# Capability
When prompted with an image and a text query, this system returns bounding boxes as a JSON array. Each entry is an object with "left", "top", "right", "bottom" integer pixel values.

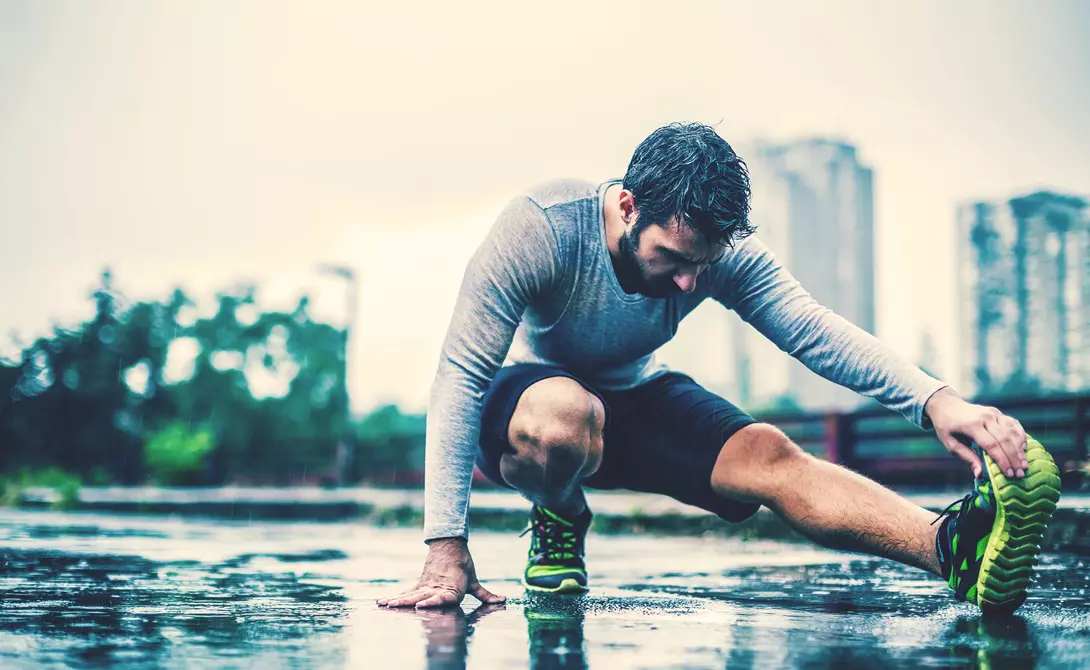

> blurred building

[
  {"left": 956, "top": 191, "right": 1089, "bottom": 397},
  {"left": 726, "top": 138, "right": 876, "bottom": 412}
]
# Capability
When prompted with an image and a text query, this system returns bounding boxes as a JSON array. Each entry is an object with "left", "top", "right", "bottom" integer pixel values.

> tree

[{"left": 0, "top": 272, "right": 351, "bottom": 486}]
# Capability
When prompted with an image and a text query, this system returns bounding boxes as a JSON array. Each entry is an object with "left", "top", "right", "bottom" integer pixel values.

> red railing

[{"left": 753, "top": 393, "right": 1090, "bottom": 488}]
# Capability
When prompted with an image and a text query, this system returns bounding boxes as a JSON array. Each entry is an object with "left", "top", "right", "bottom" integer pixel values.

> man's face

[{"left": 616, "top": 216, "right": 728, "bottom": 298}]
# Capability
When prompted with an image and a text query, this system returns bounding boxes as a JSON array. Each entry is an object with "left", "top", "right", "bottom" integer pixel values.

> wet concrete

[{"left": 1, "top": 509, "right": 1088, "bottom": 669}]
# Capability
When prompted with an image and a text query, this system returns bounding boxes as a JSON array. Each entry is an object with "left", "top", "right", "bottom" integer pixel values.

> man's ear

[{"left": 618, "top": 189, "right": 637, "bottom": 225}]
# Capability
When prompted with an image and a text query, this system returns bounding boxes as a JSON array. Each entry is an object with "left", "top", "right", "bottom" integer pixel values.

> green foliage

[
  {"left": 0, "top": 467, "right": 81, "bottom": 509},
  {"left": 144, "top": 421, "right": 216, "bottom": 486},
  {"left": 353, "top": 405, "right": 426, "bottom": 483},
  {"left": 88, "top": 467, "right": 113, "bottom": 486},
  {"left": 0, "top": 269, "right": 435, "bottom": 486},
  {"left": 357, "top": 404, "right": 425, "bottom": 441},
  {"left": 0, "top": 270, "right": 358, "bottom": 486}
]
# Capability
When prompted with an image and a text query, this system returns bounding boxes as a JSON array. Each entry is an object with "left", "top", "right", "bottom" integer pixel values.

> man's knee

[
  {"left": 501, "top": 377, "right": 605, "bottom": 489},
  {"left": 710, "top": 423, "right": 809, "bottom": 502}
]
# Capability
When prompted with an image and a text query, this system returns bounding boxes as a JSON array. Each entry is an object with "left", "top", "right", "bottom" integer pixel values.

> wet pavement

[{"left": 1, "top": 509, "right": 1088, "bottom": 669}]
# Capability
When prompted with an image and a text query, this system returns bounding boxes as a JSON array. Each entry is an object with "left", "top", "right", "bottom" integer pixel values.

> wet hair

[{"left": 622, "top": 122, "right": 755, "bottom": 247}]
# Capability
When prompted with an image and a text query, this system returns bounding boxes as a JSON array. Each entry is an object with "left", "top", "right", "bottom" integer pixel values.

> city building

[
  {"left": 956, "top": 191, "right": 1089, "bottom": 397},
  {"left": 725, "top": 138, "right": 877, "bottom": 413}
]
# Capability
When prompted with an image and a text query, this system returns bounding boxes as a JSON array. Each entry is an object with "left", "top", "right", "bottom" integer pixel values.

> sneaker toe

[{"left": 524, "top": 567, "right": 587, "bottom": 591}]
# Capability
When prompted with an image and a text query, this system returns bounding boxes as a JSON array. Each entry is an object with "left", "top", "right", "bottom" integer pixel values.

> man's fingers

[
  {"left": 1003, "top": 416, "right": 1030, "bottom": 469},
  {"left": 377, "top": 589, "right": 419, "bottom": 607},
  {"left": 985, "top": 418, "right": 1024, "bottom": 478},
  {"left": 415, "top": 590, "right": 462, "bottom": 609},
  {"left": 966, "top": 422, "right": 1015, "bottom": 478},
  {"left": 942, "top": 433, "right": 983, "bottom": 478},
  {"left": 379, "top": 590, "right": 424, "bottom": 608},
  {"left": 469, "top": 581, "right": 506, "bottom": 605},
  {"left": 382, "top": 589, "right": 438, "bottom": 608}
]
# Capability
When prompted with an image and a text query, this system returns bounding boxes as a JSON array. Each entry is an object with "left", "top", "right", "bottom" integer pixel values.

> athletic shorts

[{"left": 476, "top": 362, "right": 762, "bottom": 523}]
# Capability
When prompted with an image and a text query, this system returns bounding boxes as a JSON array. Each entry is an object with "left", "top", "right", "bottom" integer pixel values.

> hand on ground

[{"left": 377, "top": 537, "right": 506, "bottom": 609}]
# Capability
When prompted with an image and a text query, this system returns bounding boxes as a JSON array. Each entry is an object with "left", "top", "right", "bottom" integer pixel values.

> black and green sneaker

[
  {"left": 934, "top": 435, "right": 1061, "bottom": 615},
  {"left": 521, "top": 505, "right": 591, "bottom": 594}
]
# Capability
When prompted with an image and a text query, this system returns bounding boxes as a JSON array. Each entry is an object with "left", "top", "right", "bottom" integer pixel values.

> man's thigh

[{"left": 589, "top": 372, "right": 762, "bottom": 523}]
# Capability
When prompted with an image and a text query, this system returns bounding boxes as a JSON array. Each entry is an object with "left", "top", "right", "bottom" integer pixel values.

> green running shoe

[
  {"left": 934, "top": 435, "right": 1061, "bottom": 615},
  {"left": 521, "top": 505, "right": 591, "bottom": 594}
]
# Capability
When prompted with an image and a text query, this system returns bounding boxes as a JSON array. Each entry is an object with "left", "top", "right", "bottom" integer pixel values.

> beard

[{"left": 616, "top": 227, "right": 678, "bottom": 298}]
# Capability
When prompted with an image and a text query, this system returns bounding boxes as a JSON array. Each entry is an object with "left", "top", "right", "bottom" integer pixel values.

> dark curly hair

[{"left": 622, "top": 122, "right": 755, "bottom": 247}]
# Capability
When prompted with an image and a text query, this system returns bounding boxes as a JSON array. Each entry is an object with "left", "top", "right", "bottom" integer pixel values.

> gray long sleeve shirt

[{"left": 423, "top": 178, "right": 948, "bottom": 540}]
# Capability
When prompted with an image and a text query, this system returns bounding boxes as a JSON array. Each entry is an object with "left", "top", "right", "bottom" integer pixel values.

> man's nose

[{"left": 674, "top": 270, "right": 698, "bottom": 293}]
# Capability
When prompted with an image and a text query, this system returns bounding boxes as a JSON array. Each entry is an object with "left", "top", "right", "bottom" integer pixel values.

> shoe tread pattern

[{"left": 976, "top": 438, "right": 1061, "bottom": 615}]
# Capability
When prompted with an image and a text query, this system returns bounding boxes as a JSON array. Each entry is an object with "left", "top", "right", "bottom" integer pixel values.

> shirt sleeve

[
  {"left": 713, "top": 234, "right": 949, "bottom": 429},
  {"left": 423, "top": 195, "right": 560, "bottom": 541}
]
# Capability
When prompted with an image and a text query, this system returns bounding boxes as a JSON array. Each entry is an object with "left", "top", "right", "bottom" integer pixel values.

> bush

[
  {"left": 88, "top": 467, "right": 113, "bottom": 486},
  {"left": 0, "top": 467, "right": 82, "bottom": 509},
  {"left": 144, "top": 421, "right": 216, "bottom": 486}
]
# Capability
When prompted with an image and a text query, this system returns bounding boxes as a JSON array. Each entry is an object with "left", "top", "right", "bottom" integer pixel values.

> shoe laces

[
  {"left": 932, "top": 474, "right": 993, "bottom": 528},
  {"left": 521, "top": 508, "right": 580, "bottom": 560},
  {"left": 931, "top": 492, "right": 974, "bottom": 527}
]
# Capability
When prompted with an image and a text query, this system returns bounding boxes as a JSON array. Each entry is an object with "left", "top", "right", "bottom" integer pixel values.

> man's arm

[
  {"left": 714, "top": 235, "right": 1029, "bottom": 479},
  {"left": 715, "top": 235, "right": 946, "bottom": 428},
  {"left": 423, "top": 195, "right": 560, "bottom": 541},
  {"left": 379, "top": 195, "right": 560, "bottom": 609}
]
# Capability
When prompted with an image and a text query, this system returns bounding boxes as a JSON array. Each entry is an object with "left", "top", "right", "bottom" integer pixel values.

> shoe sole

[
  {"left": 975, "top": 436, "right": 1061, "bottom": 615},
  {"left": 521, "top": 577, "right": 588, "bottom": 594}
]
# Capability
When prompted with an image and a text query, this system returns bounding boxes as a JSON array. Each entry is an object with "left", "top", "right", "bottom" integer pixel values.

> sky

[{"left": 1, "top": 0, "right": 1089, "bottom": 413}]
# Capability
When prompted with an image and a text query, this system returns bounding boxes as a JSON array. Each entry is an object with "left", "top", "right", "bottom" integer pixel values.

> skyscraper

[
  {"left": 727, "top": 138, "right": 876, "bottom": 412},
  {"left": 956, "top": 192, "right": 1089, "bottom": 397}
]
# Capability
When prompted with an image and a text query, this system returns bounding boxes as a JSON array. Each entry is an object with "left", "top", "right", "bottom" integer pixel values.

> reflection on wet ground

[{"left": 0, "top": 509, "right": 1088, "bottom": 668}]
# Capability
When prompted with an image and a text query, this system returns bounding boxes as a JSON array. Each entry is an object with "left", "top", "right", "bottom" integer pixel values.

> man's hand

[
  {"left": 925, "top": 387, "right": 1030, "bottom": 480},
  {"left": 377, "top": 537, "right": 506, "bottom": 609}
]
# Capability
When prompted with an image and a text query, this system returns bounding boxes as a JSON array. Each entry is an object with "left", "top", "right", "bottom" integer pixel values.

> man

[{"left": 378, "top": 123, "right": 1061, "bottom": 615}]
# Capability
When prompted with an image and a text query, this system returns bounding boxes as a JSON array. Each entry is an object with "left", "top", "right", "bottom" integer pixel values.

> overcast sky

[{"left": 2, "top": 0, "right": 1088, "bottom": 412}]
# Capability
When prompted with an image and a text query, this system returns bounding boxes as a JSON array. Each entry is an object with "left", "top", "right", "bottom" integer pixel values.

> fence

[{"left": 753, "top": 393, "right": 1090, "bottom": 489}]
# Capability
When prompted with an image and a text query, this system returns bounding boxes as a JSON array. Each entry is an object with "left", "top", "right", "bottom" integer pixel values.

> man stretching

[{"left": 378, "top": 123, "right": 1061, "bottom": 615}]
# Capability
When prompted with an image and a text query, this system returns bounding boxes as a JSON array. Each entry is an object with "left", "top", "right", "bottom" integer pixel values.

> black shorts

[{"left": 476, "top": 363, "right": 762, "bottom": 523}]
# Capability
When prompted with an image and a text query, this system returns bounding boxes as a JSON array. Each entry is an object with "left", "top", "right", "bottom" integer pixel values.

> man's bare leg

[
  {"left": 497, "top": 376, "right": 605, "bottom": 515},
  {"left": 711, "top": 424, "right": 942, "bottom": 575},
  {"left": 494, "top": 376, "right": 604, "bottom": 593}
]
